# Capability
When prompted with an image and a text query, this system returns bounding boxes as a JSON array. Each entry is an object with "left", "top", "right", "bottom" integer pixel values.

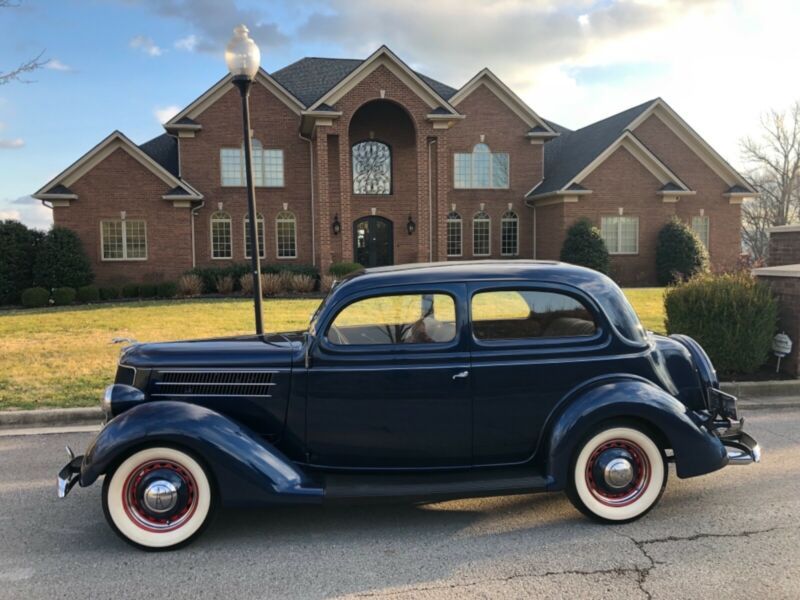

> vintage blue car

[{"left": 58, "top": 261, "right": 760, "bottom": 550}]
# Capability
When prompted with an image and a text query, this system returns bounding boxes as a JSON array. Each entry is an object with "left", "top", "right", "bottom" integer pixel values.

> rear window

[{"left": 472, "top": 290, "right": 596, "bottom": 341}]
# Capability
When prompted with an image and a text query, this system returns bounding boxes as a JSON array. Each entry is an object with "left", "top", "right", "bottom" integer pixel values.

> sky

[{"left": 1, "top": 0, "right": 799, "bottom": 229}]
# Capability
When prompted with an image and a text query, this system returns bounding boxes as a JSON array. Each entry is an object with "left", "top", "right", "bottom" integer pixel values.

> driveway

[{"left": 1, "top": 409, "right": 798, "bottom": 599}]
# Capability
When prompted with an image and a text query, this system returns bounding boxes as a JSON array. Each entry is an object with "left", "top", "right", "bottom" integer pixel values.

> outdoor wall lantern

[
  {"left": 332, "top": 214, "right": 342, "bottom": 235},
  {"left": 226, "top": 24, "right": 264, "bottom": 335},
  {"left": 407, "top": 215, "right": 416, "bottom": 235}
]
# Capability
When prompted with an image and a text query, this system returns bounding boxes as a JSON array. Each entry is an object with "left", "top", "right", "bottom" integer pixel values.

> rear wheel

[
  {"left": 566, "top": 424, "right": 667, "bottom": 523},
  {"left": 102, "top": 446, "right": 215, "bottom": 550}
]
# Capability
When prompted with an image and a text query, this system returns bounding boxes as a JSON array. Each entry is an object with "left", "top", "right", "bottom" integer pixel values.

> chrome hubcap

[
  {"left": 142, "top": 480, "right": 178, "bottom": 514},
  {"left": 603, "top": 457, "right": 634, "bottom": 489}
]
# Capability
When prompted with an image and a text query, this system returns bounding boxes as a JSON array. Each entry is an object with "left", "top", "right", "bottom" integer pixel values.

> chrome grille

[{"left": 152, "top": 370, "right": 276, "bottom": 398}]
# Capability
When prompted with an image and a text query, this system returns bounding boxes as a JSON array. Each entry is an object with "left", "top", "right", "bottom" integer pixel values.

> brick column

[
  {"left": 436, "top": 136, "right": 449, "bottom": 261},
  {"left": 339, "top": 133, "right": 353, "bottom": 262},
  {"left": 315, "top": 132, "right": 332, "bottom": 273},
  {"left": 416, "top": 134, "right": 430, "bottom": 261}
]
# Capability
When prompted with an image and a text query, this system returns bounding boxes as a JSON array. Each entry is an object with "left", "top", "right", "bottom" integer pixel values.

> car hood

[{"left": 118, "top": 332, "right": 305, "bottom": 370}]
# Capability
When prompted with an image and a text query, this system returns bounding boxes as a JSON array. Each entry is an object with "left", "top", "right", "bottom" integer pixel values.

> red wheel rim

[
  {"left": 584, "top": 438, "right": 651, "bottom": 507},
  {"left": 122, "top": 459, "right": 198, "bottom": 533}
]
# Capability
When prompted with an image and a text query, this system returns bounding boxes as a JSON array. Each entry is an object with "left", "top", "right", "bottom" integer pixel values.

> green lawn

[{"left": 0, "top": 288, "right": 665, "bottom": 410}]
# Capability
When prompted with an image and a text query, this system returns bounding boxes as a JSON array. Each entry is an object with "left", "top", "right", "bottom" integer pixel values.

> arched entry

[{"left": 353, "top": 216, "right": 393, "bottom": 267}]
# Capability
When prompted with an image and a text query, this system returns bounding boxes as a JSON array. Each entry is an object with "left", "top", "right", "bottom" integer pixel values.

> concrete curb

[
  {"left": 0, "top": 407, "right": 103, "bottom": 429},
  {"left": 720, "top": 379, "right": 800, "bottom": 399}
]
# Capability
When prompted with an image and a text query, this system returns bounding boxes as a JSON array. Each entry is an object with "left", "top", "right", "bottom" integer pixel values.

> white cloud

[
  {"left": 0, "top": 197, "right": 52, "bottom": 230},
  {"left": 174, "top": 34, "right": 198, "bottom": 52},
  {"left": 154, "top": 105, "right": 181, "bottom": 124},
  {"left": 0, "top": 138, "right": 24, "bottom": 149},
  {"left": 0, "top": 209, "right": 21, "bottom": 220},
  {"left": 130, "top": 35, "right": 163, "bottom": 57},
  {"left": 45, "top": 58, "right": 73, "bottom": 71}
]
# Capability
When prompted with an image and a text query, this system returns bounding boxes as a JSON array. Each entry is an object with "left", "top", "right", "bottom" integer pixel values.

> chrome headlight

[
  {"left": 101, "top": 384, "right": 146, "bottom": 419},
  {"left": 102, "top": 385, "right": 114, "bottom": 420}
]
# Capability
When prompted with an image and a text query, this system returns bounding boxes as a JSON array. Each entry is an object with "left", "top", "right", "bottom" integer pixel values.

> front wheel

[
  {"left": 102, "top": 446, "right": 215, "bottom": 550},
  {"left": 566, "top": 424, "right": 667, "bottom": 523}
]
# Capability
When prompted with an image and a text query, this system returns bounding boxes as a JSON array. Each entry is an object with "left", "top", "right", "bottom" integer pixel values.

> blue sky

[{"left": 2, "top": 0, "right": 799, "bottom": 229}]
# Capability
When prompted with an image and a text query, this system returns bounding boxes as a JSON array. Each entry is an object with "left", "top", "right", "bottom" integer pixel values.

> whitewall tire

[
  {"left": 102, "top": 446, "right": 215, "bottom": 550},
  {"left": 566, "top": 424, "right": 667, "bottom": 523}
]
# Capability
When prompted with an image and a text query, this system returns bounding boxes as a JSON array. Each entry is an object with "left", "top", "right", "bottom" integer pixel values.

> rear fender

[
  {"left": 80, "top": 401, "right": 322, "bottom": 506},
  {"left": 545, "top": 379, "right": 727, "bottom": 490}
]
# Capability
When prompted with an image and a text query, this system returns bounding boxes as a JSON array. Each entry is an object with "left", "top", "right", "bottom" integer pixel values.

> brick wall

[
  {"left": 533, "top": 202, "right": 565, "bottom": 260},
  {"left": 768, "top": 227, "right": 800, "bottom": 266},
  {"left": 56, "top": 148, "right": 192, "bottom": 284},
  {"left": 756, "top": 275, "right": 800, "bottom": 377}
]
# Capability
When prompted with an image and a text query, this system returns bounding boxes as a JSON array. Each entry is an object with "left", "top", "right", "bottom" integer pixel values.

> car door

[
  {"left": 468, "top": 282, "right": 611, "bottom": 465},
  {"left": 306, "top": 283, "right": 471, "bottom": 469}
]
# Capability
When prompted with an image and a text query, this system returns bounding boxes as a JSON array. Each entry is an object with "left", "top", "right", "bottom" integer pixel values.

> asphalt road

[{"left": 1, "top": 410, "right": 799, "bottom": 600}]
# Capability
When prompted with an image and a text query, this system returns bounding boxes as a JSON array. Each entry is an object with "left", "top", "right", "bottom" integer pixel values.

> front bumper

[
  {"left": 707, "top": 388, "right": 761, "bottom": 465},
  {"left": 57, "top": 447, "right": 84, "bottom": 498}
]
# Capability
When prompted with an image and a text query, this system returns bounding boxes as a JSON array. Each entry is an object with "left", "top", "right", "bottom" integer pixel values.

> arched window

[
  {"left": 220, "top": 139, "right": 284, "bottom": 187},
  {"left": 454, "top": 143, "right": 509, "bottom": 189},
  {"left": 276, "top": 211, "right": 297, "bottom": 259},
  {"left": 501, "top": 210, "right": 519, "bottom": 256},
  {"left": 446, "top": 211, "right": 462, "bottom": 257},
  {"left": 243, "top": 213, "right": 266, "bottom": 259},
  {"left": 210, "top": 211, "right": 232, "bottom": 259},
  {"left": 352, "top": 140, "right": 391, "bottom": 195},
  {"left": 473, "top": 210, "right": 491, "bottom": 257}
]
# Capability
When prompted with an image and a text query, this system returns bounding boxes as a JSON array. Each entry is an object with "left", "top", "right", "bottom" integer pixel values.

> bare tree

[
  {"left": 740, "top": 101, "right": 800, "bottom": 261},
  {"left": 0, "top": 1, "right": 47, "bottom": 86}
]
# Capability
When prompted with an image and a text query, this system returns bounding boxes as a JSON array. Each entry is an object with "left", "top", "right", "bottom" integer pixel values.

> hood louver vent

[{"left": 152, "top": 370, "right": 277, "bottom": 398}]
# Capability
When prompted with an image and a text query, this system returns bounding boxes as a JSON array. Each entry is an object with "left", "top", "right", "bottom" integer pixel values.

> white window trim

[
  {"left": 692, "top": 215, "right": 710, "bottom": 249},
  {"left": 243, "top": 214, "right": 266, "bottom": 259},
  {"left": 99, "top": 219, "right": 148, "bottom": 261},
  {"left": 500, "top": 211, "right": 519, "bottom": 257},
  {"left": 210, "top": 212, "right": 233, "bottom": 260},
  {"left": 453, "top": 146, "right": 510, "bottom": 190},
  {"left": 446, "top": 213, "right": 463, "bottom": 258},
  {"left": 472, "top": 212, "right": 491, "bottom": 257},
  {"left": 219, "top": 144, "right": 285, "bottom": 188},
  {"left": 275, "top": 212, "right": 297, "bottom": 259},
  {"left": 602, "top": 215, "right": 639, "bottom": 255}
]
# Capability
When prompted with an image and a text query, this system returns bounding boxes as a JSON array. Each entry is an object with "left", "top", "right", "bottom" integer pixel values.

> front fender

[
  {"left": 80, "top": 401, "right": 322, "bottom": 506},
  {"left": 545, "top": 379, "right": 727, "bottom": 490}
]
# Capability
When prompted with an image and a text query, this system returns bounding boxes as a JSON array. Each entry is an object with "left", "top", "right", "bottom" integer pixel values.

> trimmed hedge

[
  {"left": 138, "top": 283, "right": 157, "bottom": 298},
  {"left": 156, "top": 282, "right": 177, "bottom": 298},
  {"left": 51, "top": 287, "right": 76, "bottom": 306},
  {"left": 121, "top": 284, "right": 139, "bottom": 298},
  {"left": 656, "top": 217, "right": 709, "bottom": 285},
  {"left": 329, "top": 262, "right": 363, "bottom": 278},
  {"left": 664, "top": 273, "right": 778, "bottom": 374},
  {"left": 560, "top": 219, "right": 610, "bottom": 274},
  {"left": 76, "top": 285, "right": 100, "bottom": 303},
  {"left": 0, "top": 220, "right": 41, "bottom": 305},
  {"left": 32, "top": 227, "right": 93, "bottom": 289},
  {"left": 100, "top": 286, "right": 120, "bottom": 301},
  {"left": 21, "top": 287, "right": 49, "bottom": 308}
]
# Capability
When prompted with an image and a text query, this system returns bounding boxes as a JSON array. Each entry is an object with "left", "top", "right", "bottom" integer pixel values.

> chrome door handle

[{"left": 452, "top": 370, "right": 469, "bottom": 380}]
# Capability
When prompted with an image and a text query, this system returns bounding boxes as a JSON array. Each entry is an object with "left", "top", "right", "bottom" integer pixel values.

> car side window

[
  {"left": 472, "top": 290, "right": 596, "bottom": 340},
  {"left": 328, "top": 293, "right": 456, "bottom": 345}
]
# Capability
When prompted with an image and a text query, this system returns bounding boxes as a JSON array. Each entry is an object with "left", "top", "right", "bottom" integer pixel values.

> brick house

[{"left": 33, "top": 46, "right": 756, "bottom": 285}]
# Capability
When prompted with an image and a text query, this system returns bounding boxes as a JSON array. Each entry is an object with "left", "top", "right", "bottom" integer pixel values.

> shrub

[
  {"left": 76, "top": 285, "right": 100, "bottom": 303},
  {"left": 138, "top": 283, "right": 157, "bottom": 298},
  {"left": 121, "top": 283, "right": 139, "bottom": 298},
  {"left": 214, "top": 274, "right": 235, "bottom": 295},
  {"left": 262, "top": 273, "right": 283, "bottom": 296},
  {"left": 32, "top": 227, "right": 93, "bottom": 289},
  {"left": 278, "top": 270, "right": 294, "bottom": 292},
  {"left": 262, "top": 263, "right": 319, "bottom": 279},
  {"left": 329, "top": 262, "right": 363, "bottom": 278},
  {"left": 51, "top": 287, "right": 76, "bottom": 306},
  {"left": 188, "top": 264, "right": 250, "bottom": 293},
  {"left": 319, "top": 275, "right": 336, "bottom": 293},
  {"left": 239, "top": 274, "right": 254, "bottom": 296},
  {"left": 21, "top": 287, "right": 49, "bottom": 308},
  {"left": 560, "top": 219, "right": 610, "bottom": 274},
  {"left": 100, "top": 286, "right": 120, "bottom": 301},
  {"left": 656, "top": 217, "right": 710, "bottom": 285},
  {"left": 157, "top": 282, "right": 177, "bottom": 298},
  {"left": 177, "top": 274, "right": 203, "bottom": 297},
  {"left": 0, "top": 220, "right": 40, "bottom": 304},
  {"left": 664, "top": 273, "right": 778, "bottom": 374},
  {"left": 290, "top": 273, "right": 316, "bottom": 293}
]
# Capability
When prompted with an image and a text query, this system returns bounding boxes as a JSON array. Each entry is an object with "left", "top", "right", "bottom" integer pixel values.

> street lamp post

[{"left": 226, "top": 25, "right": 264, "bottom": 335}]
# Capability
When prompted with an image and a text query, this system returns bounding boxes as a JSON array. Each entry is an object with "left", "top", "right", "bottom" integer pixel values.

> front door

[{"left": 354, "top": 216, "right": 393, "bottom": 267}]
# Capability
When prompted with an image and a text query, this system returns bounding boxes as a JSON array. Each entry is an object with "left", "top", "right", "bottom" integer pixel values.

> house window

[
  {"left": 473, "top": 210, "right": 491, "bottom": 256},
  {"left": 276, "top": 211, "right": 297, "bottom": 259},
  {"left": 501, "top": 210, "right": 519, "bottom": 256},
  {"left": 101, "top": 220, "right": 147, "bottom": 261},
  {"left": 692, "top": 215, "right": 710, "bottom": 249},
  {"left": 352, "top": 140, "right": 391, "bottom": 195},
  {"left": 211, "top": 211, "right": 232, "bottom": 259},
  {"left": 454, "top": 144, "right": 510, "bottom": 189},
  {"left": 601, "top": 216, "right": 639, "bottom": 255},
  {"left": 243, "top": 213, "right": 266, "bottom": 259},
  {"left": 220, "top": 140, "right": 284, "bottom": 187},
  {"left": 446, "top": 211, "right": 462, "bottom": 257}
]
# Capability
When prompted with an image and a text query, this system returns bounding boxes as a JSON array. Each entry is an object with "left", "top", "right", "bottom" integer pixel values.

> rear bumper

[{"left": 707, "top": 388, "right": 761, "bottom": 465}]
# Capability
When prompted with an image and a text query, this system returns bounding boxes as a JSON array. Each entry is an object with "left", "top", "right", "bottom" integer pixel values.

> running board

[{"left": 323, "top": 468, "right": 549, "bottom": 503}]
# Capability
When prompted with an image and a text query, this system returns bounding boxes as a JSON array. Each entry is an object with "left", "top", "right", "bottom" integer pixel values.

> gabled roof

[
  {"left": 33, "top": 131, "right": 201, "bottom": 201},
  {"left": 139, "top": 133, "right": 179, "bottom": 177},
  {"left": 272, "top": 57, "right": 363, "bottom": 106}
]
